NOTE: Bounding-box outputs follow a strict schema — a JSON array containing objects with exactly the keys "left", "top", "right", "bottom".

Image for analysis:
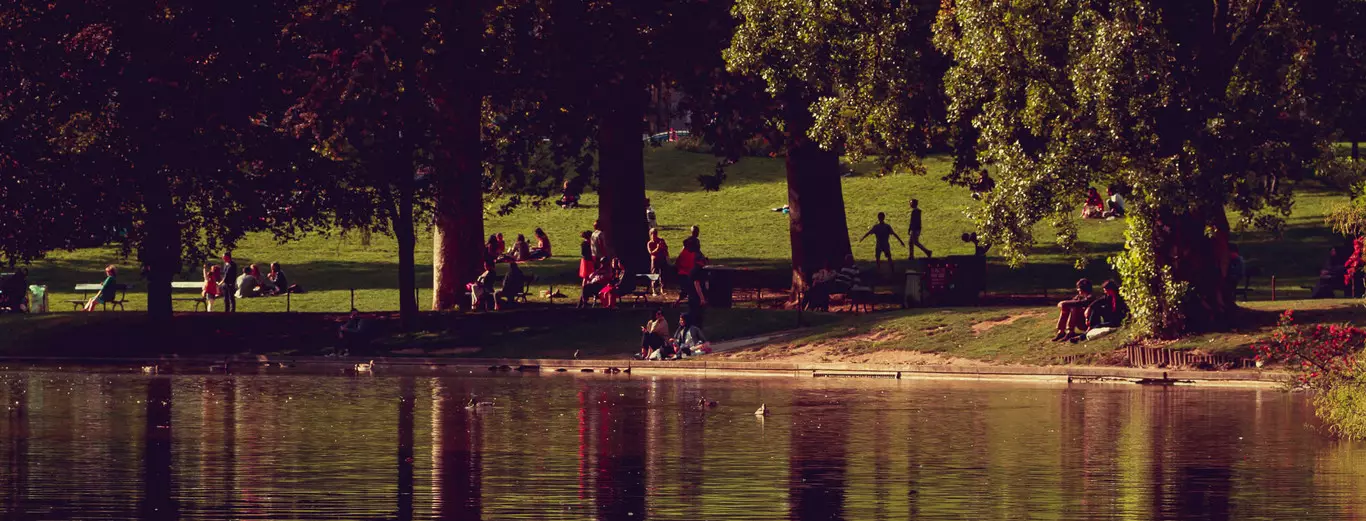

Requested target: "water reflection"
[{"left": 0, "top": 371, "right": 1360, "bottom": 520}]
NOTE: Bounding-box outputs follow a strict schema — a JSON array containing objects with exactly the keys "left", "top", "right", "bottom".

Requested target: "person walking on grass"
[
  {"left": 861, "top": 212, "right": 904, "bottom": 275},
  {"left": 907, "top": 199, "right": 932, "bottom": 260},
  {"left": 221, "top": 253, "right": 238, "bottom": 313}
]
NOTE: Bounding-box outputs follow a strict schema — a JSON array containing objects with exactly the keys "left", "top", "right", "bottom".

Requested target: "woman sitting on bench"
[{"left": 83, "top": 265, "right": 118, "bottom": 311}]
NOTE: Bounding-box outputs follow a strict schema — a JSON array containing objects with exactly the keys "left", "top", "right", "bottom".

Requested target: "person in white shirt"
[{"left": 1104, "top": 186, "right": 1126, "bottom": 219}]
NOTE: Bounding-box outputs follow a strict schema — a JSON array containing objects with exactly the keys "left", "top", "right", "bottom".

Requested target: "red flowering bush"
[
  {"left": 1344, "top": 237, "right": 1366, "bottom": 287},
  {"left": 1253, "top": 310, "right": 1366, "bottom": 389}
]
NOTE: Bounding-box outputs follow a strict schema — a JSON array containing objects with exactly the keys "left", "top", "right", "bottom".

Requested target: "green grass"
[
  {"left": 722, "top": 298, "right": 1365, "bottom": 366},
  {"left": 19, "top": 145, "right": 1350, "bottom": 314}
]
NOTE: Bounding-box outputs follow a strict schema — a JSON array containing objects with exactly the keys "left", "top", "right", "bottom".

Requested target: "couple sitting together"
[
  {"left": 1053, "top": 278, "right": 1128, "bottom": 343},
  {"left": 637, "top": 310, "right": 710, "bottom": 360}
]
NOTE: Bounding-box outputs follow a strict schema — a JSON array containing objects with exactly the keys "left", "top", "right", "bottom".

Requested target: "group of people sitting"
[
  {"left": 636, "top": 309, "right": 711, "bottom": 360},
  {"left": 1081, "top": 186, "right": 1126, "bottom": 220},
  {"left": 487, "top": 228, "right": 552, "bottom": 264},
  {"left": 468, "top": 258, "right": 528, "bottom": 311},
  {"left": 802, "top": 254, "right": 870, "bottom": 311},
  {"left": 1053, "top": 278, "right": 1128, "bottom": 342}
]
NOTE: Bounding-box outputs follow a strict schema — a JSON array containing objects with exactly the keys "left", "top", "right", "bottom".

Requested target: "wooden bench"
[
  {"left": 70, "top": 283, "right": 131, "bottom": 311},
  {"left": 172, "top": 281, "right": 209, "bottom": 311}
]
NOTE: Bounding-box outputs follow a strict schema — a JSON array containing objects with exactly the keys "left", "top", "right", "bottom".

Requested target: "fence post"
[
  {"left": 286, "top": 291, "right": 291, "bottom": 312},
  {"left": 350, "top": 288, "right": 355, "bottom": 311},
  {"left": 1271, "top": 275, "right": 1277, "bottom": 301}
]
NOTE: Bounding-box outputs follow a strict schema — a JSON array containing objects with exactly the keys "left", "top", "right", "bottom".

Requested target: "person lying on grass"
[{"left": 1053, "top": 278, "right": 1095, "bottom": 342}]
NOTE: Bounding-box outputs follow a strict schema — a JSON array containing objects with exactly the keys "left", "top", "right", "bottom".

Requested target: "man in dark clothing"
[
  {"left": 221, "top": 253, "right": 238, "bottom": 313},
  {"left": 1085, "top": 280, "right": 1128, "bottom": 330},
  {"left": 683, "top": 225, "right": 701, "bottom": 253},
  {"left": 860, "top": 212, "right": 904, "bottom": 275},
  {"left": 495, "top": 261, "right": 526, "bottom": 310},
  {"left": 907, "top": 199, "right": 932, "bottom": 260}
]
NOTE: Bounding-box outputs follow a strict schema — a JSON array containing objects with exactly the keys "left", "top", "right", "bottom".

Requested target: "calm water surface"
[{"left": 0, "top": 368, "right": 1363, "bottom": 520}]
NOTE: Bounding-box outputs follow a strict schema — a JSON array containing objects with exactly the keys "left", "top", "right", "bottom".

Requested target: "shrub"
[
  {"left": 1254, "top": 310, "right": 1366, "bottom": 439},
  {"left": 673, "top": 135, "right": 708, "bottom": 153}
]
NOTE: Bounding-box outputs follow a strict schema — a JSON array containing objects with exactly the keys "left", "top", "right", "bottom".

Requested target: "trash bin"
[
  {"left": 703, "top": 266, "right": 736, "bottom": 309},
  {"left": 28, "top": 285, "right": 47, "bottom": 313},
  {"left": 903, "top": 270, "right": 923, "bottom": 308}
]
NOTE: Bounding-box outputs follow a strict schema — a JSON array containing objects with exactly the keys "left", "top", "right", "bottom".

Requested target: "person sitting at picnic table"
[
  {"left": 579, "top": 258, "right": 614, "bottom": 308},
  {"left": 638, "top": 309, "right": 671, "bottom": 359},
  {"left": 1081, "top": 188, "right": 1105, "bottom": 219},
  {"left": 1084, "top": 280, "right": 1128, "bottom": 337},
  {"left": 493, "top": 260, "right": 526, "bottom": 310},
  {"left": 1103, "top": 186, "right": 1126, "bottom": 219},
  {"left": 528, "top": 228, "right": 552, "bottom": 260},
  {"left": 202, "top": 264, "right": 222, "bottom": 311},
  {"left": 668, "top": 312, "right": 711, "bottom": 359},
  {"left": 647, "top": 228, "right": 669, "bottom": 295},
  {"left": 599, "top": 257, "right": 638, "bottom": 309},
  {"left": 84, "top": 265, "right": 119, "bottom": 311},
  {"left": 1053, "top": 278, "right": 1096, "bottom": 342},
  {"left": 0, "top": 269, "right": 30, "bottom": 313},
  {"left": 831, "top": 255, "right": 865, "bottom": 295},
  {"left": 469, "top": 261, "right": 498, "bottom": 310}
]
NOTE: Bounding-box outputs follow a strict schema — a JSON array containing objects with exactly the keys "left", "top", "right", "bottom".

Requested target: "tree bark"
[
  {"left": 140, "top": 172, "right": 178, "bottom": 321},
  {"left": 784, "top": 103, "right": 853, "bottom": 295},
  {"left": 596, "top": 94, "right": 651, "bottom": 276},
  {"left": 396, "top": 176, "right": 418, "bottom": 332},
  {"left": 1154, "top": 206, "right": 1232, "bottom": 336},
  {"left": 432, "top": 91, "right": 484, "bottom": 311}
]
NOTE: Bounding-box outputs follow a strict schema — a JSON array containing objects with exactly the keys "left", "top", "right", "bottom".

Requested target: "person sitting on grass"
[
  {"left": 1081, "top": 187, "right": 1105, "bottom": 219},
  {"left": 509, "top": 233, "right": 532, "bottom": 262},
  {"left": 236, "top": 265, "right": 261, "bottom": 299},
  {"left": 528, "top": 228, "right": 552, "bottom": 260},
  {"left": 668, "top": 312, "right": 710, "bottom": 359},
  {"left": 1103, "top": 186, "right": 1126, "bottom": 219},
  {"left": 84, "top": 265, "right": 118, "bottom": 311},
  {"left": 494, "top": 260, "right": 526, "bottom": 311},
  {"left": 1084, "top": 280, "right": 1128, "bottom": 338},
  {"left": 338, "top": 308, "right": 372, "bottom": 350},
  {"left": 202, "top": 264, "right": 221, "bottom": 311},
  {"left": 638, "top": 309, "right": 671, "bottom": 359},
  {"left": 1053, "top": 278, "right": 1096, "bottom": 342},
  {"left": 255, "top": 264, "right": 277, "bottom": 295},
  {"left": 557, "top": 179, "right": 580, "bottom": 209},
  {"left": 266, "top": 262, "right": 302, "bottom": 295}
]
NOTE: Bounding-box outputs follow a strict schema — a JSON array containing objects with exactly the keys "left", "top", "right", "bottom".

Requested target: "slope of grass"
[{"left": 12, "top": 145, "right": 1353, "bottom": 313}]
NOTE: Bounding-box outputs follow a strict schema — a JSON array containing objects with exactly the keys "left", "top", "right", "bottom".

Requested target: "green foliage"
[
  {"left": 725, "top": 0, "right": 942, "bottom": 168},
  {"left": 1110, "top": 212, "right": 1187, "bottom": 337},
  {"left": 1317, "top": 378, "right": 1366, "bottom": 440}
]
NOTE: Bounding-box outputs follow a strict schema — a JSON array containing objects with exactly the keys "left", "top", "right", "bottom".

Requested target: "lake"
[{"left": 0, "top": 367, "right": 1360, "bottom": 520}]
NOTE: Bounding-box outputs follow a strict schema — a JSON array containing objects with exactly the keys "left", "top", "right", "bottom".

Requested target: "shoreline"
[{"left": 0, "top": 354, "right": 1286, "bottom": 389}]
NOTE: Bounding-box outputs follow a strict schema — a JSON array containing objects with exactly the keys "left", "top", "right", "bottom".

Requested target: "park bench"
[
  {"left": 70, "top": 282, "right": 131, "bottom": 311},
  {"left": 1233, "top": 265, "right": 1260, "bottom": 301},
  {"left": 171, "top": 281, "right": 208, "bottom": 311},
  {"left": 629, "top": 274, "right": 660, "bottom": 306}
]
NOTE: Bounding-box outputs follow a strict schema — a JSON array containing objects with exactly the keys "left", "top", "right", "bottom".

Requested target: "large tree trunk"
[
  {"left": 396, "top": 178, "right": 418, "bottom": 332},
  {"left": 784, "top": 103, "right": 852, "bottom": 295},
  {"left": 140, "top": 173, "right": 178, "bottom": 320},
  {"left": 1154, "top": 206, "right": 1233, "bottom": 336},
  {"left": 596, "top": 95, "right": 650, "bottom": 276},
  {"left": 432, "top": 91, "right": 484, "bottom": 311}
]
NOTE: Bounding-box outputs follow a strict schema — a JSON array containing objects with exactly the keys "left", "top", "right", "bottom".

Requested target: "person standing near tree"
[
  {"left": 860, "top": 212, "right": 904, "bottom": 275},
  {"left": 590, "top": 219, "right": 609, "bottom": 263},
  {"left": 683, "top": 225, "right": 701, "bottom": 253},
  {"left": 221, "top": 253, "right": 238, "bottom": 313},
  {"left": 907, "top": 199, "right": 932, "bottom": 260}
]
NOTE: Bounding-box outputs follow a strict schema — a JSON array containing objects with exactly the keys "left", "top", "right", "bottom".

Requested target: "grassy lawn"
[
  {"left": 16, "top": 145, "right": 1350, "bottom": 313},
  {"left": 720, "top": 299, "right": 1366, "bottom": 367}
]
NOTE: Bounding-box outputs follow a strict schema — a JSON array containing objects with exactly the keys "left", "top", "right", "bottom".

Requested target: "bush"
[
  {"left": 1255, "top": 310, "right": 1366, "bottom": 439},
  {"left": 673, "top": 135, "right": 708, "bottom": 153},
  {"left": 1317, "top": 379, "right": 1366, "bottom": 439}
]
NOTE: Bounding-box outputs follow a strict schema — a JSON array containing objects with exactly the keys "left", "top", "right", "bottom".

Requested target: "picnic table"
[
  {"left": 628, "top": 274, "right": 661, "bottom": 306},
  {"left": 70, "top": 282, "right": 132, "bottom": 311},
  {"left": 172, "top": 281, "right": 208, "bottom": 311}
]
